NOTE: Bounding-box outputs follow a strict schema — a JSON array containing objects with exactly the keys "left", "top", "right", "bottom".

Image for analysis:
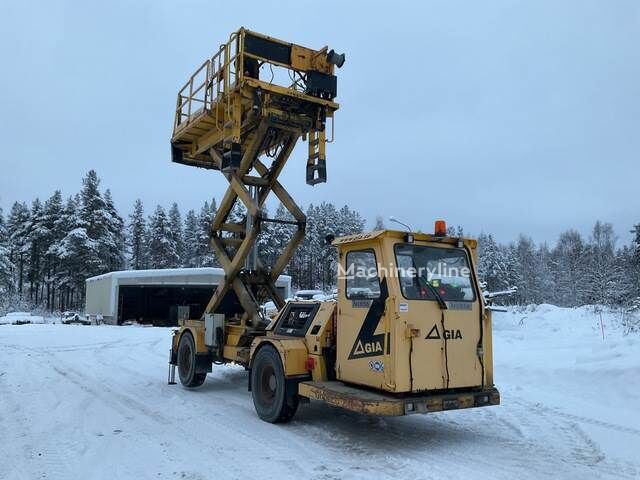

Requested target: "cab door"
[
  {"left": 395, "top": 243, "right": 483, "bottom": 391},
  {"left": 336, "top": 248, "right": 389, "bottom": 389}
]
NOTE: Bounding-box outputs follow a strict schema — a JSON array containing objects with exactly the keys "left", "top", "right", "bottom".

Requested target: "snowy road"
[{"left": 1, "top": 306, "right": 639, "bottom": 479}]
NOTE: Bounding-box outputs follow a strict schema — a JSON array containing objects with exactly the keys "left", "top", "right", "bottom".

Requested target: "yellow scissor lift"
[
  {"left": 170, "top": 28, "right": 344, "bottom": 366},
  {"left": 168, "top": 29, "right": 499, "bottom": 424}
]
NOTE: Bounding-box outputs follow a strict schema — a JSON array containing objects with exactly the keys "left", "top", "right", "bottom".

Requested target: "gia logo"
[
  {"left": 348, "top": 278, "right": 389, "bottom": 360},
  {"left": 369, "top": 360, "right": 384, "bottom": 372}
]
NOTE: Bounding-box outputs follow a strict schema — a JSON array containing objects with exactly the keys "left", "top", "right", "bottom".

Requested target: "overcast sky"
[{"left": 1, "top": 0, "right": 638, "bottom": 245}]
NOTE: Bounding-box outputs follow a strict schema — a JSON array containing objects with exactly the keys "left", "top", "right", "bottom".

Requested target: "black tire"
[
  {"left": 251, "top": 345, "right": 299, "bottom": 423},
  {"left": 177, "top": 332, "right": 206, "bottom": 388}
]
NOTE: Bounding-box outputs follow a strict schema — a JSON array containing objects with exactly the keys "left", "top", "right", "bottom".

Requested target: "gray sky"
[{"left": 1, "top": 0, "right": 638, "bottom": 245}]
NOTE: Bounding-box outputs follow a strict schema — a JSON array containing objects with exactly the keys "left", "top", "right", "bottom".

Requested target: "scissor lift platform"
[{"left": 170, "top": 29, "right": 344, "bottom": 357}]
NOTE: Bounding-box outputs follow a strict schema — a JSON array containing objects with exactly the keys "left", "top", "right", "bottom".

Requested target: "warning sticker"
[{"left": 399, "top": 303, "right": 409, "bottom": 313}]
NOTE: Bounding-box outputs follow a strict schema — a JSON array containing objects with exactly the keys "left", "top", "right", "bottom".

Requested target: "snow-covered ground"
[{"left": 0, "top": 306, "right": 638, "bottom": 479}]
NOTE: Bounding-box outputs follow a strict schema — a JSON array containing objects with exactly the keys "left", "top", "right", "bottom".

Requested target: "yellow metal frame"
[
  {"left": 170, "top": 29, "right": 342, "bottom": 367},
  {"left": 171, "top": 27, "right": 338, "bottom": 169}
]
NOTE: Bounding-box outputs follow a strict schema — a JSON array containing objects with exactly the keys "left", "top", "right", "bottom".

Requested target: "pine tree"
[
  {"left": 336, "top": 205, "right": 365, "bottom": 236},
  {"left": 182, "top": 209, "right": 199, "bottom": 268},
  {"left": 195, "top": 199, "right": 218, "bottom": 267},
  {"left": 551, "top": 229, "right": 586, "bottom": 307},
  {"left": 534, "top": 243, "right": 555, "bottom": 305},
  {"left": 583, "top": 221, "right": 619, "bottom": 306},
  {"left": 502, "top": 243, "right": 523, "bottom": 305},
  {"left": 446, "top": 225, "right": 464, "bottom": 237},
  {"left": 103, "top": 189, "right": 125, "bottom": 272},
  {"left": 264, "top": 203, "right": 295, "bottom": 275},
  {"left": 148, "top": 205, "right": 180, "bottom": 269},
  {"left": 513, "top": 235, "right": 540, "bottom": 304},
  {"left": 54, "top": 195, "right": 92, "bottom": 310},
  {"left": 41, "top": 191, "right": 64, "bottom": 311},
  {"left": 314, "top": 202, "right": 340, "bottom": 289},
  {"left": 614, "top": 245, "right": 635, "bottom": 306},
  {"left": 25, "top": 198, "right": 48, "bottom": 304},
  {"left": 168, "top": 203, "right": 184, "bottom": 267},
  {"left": 630, "top": 224, "right": 640, "bottom": 299},
  {"left": 78, "top": 170, "right": 110, "bottom": 277},
  {"left": 257, "top": 205, "right": 275, "bottom": 267},
  {"left": 477, "top": 233, "right": 510, "bottom": 293},
  {"left": 0, "top": 207, "right": 14, "bottom": 302},
  {"left": 6, "top": 202, "right": 30, "bottom": 300},
  {"left": 127, "top": 199, "right": 148, "bottom": 270}
]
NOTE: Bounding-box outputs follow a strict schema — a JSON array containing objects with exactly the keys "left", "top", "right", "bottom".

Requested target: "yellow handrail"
[{"left": 173, "top": 28, "right": 336, "bottom": 137}]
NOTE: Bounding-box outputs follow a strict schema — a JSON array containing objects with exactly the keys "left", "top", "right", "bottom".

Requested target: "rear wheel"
[
  {"left": 177, "top": 332, "right": 206, "bottom": 388},
  {"left": 251, "top": 345, "right": 299, "bottom": 423}
]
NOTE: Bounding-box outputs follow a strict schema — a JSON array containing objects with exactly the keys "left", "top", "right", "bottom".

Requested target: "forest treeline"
[{"left": 1, "top": 171, "right": 638, "bottom": 313}]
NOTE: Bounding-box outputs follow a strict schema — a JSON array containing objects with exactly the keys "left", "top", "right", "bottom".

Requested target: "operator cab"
[{"left": 332, "top": 222, "right": 491, "bottom": 395}]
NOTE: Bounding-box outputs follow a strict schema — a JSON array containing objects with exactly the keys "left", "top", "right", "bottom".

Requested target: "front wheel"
[
  {"left": 251, "top": 345, "right": 299, "bottom": 423},
  {"left": 177, "top": 332, "right": 206, "bottom": 388}
]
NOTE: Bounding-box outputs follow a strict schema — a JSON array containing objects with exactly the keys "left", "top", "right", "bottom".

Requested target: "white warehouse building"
[{"left": 85, "top": 268, "right": 291, "bottom": 326}]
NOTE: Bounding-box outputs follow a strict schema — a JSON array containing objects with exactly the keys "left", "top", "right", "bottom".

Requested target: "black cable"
[
  {"left": 409, "top": 335, "right": 414, "bottom": 391},
  {"left": 463, "top": 243, "right": 486, "bottom": 390},
  {"left": 440, "top": 310, "right": 450, "bottom": 389}
]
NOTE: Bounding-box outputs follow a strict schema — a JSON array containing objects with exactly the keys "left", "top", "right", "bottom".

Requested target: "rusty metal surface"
[{"left": 298, "top": 381, "right": 500, "bottom": 417}]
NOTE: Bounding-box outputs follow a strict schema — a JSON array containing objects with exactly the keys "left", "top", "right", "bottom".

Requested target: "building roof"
[{"left": 86, "top": 268, "right": 291, "bottom": 285}]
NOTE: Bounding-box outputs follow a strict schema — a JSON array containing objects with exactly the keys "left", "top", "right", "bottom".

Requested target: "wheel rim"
[{"left": 259, "top": 364, "right": 277, "bottom": 403}]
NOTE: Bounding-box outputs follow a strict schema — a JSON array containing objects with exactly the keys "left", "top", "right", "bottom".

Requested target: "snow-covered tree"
[
  {"left": 182, "top": 209, "right": 199, "bottom": 268},
  {"left": 25, "top": 198, "right": 48, "bottom": 303},
  {"left": 550, "top": 229, "right": 586, "bottom": 306},
  {"left": 511, "top": 235, "right": 539, "bottom": 304},
  {"left": 261, "top": 203, "right": 295, "bottom": 274},
  {"left": 54, "top": 195, "right": 92, "bottom": 310},
  {"left": 4, "top": 168, "right": 640, "bottom": 312},
  {"left": 630, "top": 223, "right": 640, "bottom": 299},
  {"left": 613, "top": 245, "right": 636, "bottom": 306},
  {"left": 195, "top": 199, "right": 218, "bottom": 267},
  {"left": 6, "top": 201, "right": 31, "bottom": 300},
  {"left": 534, "top": 243, "right": 555, "bottom": 305},
  {"left": 583, "top": 221, "right": 620, "bottom": 306},
  {"left": 127, "top": 199, "right": 147, "bottom": 270},
  {"left": 78, "top": 170, "right": 111, "bottom": 277},
  {"left": 168, "top": 203, "right": 184, "bottom": 267},
  {"left": 148, "top": 205, "right": 180, "bottom": 269},
  {"left": 40, "top": 191, "right": 64, "bottom": 310},
  {"left": 477, "top": 233, "right": 511, "bottom": 293},
  {"left": 0, "top": 207, "right": 14, "bottom": 302},
  {"left": 103, "top": 190, "right": 125, "bottom": 272}
]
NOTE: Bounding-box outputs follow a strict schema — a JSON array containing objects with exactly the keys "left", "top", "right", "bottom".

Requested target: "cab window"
[
  {"left": 345, "top": 250, "right": 381, "bottom": 299},
  {"left": 394, "top": 244, "right": 475, "bottom": 301}
]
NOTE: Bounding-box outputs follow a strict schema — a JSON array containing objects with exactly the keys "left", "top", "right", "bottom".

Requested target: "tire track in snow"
[
  {"left": 505, "top": 397, "right": 639, "bottom": 477},
  {"left": 50, "top": 363, "right": 172, "bottom": 425},
  {"left": 0, "top": 346, "right": 83, "bottom": 480},
  {"left": 515, "top": 398, "right": 640, "bottom": 436}
]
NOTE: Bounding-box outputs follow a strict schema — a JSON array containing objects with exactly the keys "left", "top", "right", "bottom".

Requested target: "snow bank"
[
  {"left": 492, "top": 304, "right": 640, "bottom": 465},
  {"left": 0, "top": 312, "right": 46, "bottom": 325},
  {"left": 0, "top": 312, "right": 59, "bottom": 325}
]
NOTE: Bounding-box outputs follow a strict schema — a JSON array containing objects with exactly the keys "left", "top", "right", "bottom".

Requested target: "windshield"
[{"left": 394, "top": 244, "right": 475, "bottom": 302}]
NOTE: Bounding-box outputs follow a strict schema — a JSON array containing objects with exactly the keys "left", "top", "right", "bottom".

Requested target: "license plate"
[{"left": 442, "top": 399, "right": 459, "bottom": 410}]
